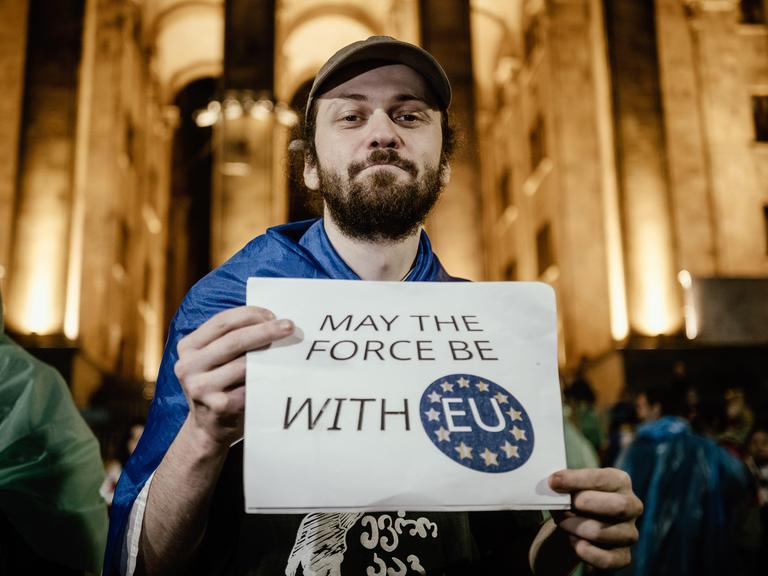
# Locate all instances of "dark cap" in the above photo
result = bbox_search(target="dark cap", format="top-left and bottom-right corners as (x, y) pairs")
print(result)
(306, 36), (452, 117)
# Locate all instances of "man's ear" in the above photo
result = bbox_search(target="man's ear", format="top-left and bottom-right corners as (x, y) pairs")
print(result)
(440, 162), (451, 186)
(303, 157), (320, 191)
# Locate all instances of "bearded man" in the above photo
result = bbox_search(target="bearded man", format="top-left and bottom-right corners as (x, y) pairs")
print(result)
(103, 36), (641, 576)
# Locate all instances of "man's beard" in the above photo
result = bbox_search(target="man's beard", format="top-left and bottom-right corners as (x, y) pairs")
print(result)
(318, 149), (445, 242)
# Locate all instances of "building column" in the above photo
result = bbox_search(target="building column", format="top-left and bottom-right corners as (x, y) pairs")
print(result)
(655, 0), (717, 277)
(604, 0), (682, 337)
(689, 0), (766, 274)
(6, 0), (86, 336)
(212, 0), (282, 265)
(0, 0), (29, 296)
(420, 0), (484, 280)
(548, 0), (625, 404)
(69, 0), (132, 403)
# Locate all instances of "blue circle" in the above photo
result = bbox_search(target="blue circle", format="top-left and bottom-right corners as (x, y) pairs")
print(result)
(419, 374), (534, 473)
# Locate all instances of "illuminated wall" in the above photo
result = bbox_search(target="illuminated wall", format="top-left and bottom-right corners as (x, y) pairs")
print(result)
(5, 0), (85, 336)
(471, 0), (625, 402)
(4, 0), (767, 409)
(0, 0), (29, 296)
(4, 0), (177, 404)
(472, 0), (768, 403)
(607, 0), (683, 338)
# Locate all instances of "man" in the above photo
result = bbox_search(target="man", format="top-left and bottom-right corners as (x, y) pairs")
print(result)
(104, 36), (641, 575)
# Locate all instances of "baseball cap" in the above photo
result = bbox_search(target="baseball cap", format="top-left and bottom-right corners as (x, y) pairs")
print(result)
(305, 36), (452, 117)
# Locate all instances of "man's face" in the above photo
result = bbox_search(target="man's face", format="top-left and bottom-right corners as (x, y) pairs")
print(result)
(635, 393), (660, 423)
(304, 64), (447, 241)
(749, 430), (768, 464)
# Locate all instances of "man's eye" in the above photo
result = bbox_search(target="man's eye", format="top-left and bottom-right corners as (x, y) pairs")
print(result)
(396, 114), (418, 122)
(341, 114), (362, 122)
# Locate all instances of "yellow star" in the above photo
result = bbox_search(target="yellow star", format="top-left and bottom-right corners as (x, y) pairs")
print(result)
(440, 381), (454, 393)
(434, 426), (451, 442)
(427, 390), (442, 403)
(506, 408), (523, 421)
(454, 442), (473, 459)
(500, 441), (519, 459)
(475, 381), (489, 392)
(457, 376), (471, 388)
(480, 448), (499, 466)
(510, 426), (527, 441)
(493, 392), (509, 404)
(424, 408), (441, 422)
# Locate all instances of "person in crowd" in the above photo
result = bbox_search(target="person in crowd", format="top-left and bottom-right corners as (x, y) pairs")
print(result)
(0, 291), (108, 574)
(719, 386), (755, 455)
(100, 418), (146, 507)
(602, 396), (638, 467)
(563, 375), (604, 456)
(618, 380), (750, 576)
(743, 424), (768, 574)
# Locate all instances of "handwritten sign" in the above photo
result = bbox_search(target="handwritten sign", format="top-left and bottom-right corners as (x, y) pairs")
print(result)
(245, 278), (569, 513)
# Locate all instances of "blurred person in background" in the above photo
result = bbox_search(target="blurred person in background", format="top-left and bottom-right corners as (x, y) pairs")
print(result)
(0, 291), (108, 574)
(719, 386), (755, 456)
(603, 397), (638, 467)
(100, 418), (146, 507)
(743, 424), (768, 574)
(617, 380), (751, 576)
(747, 424), (768, 507)
(563, 375), (604, 456)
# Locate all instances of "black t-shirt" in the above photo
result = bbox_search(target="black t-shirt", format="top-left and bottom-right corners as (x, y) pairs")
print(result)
(193, 444), (542, 576)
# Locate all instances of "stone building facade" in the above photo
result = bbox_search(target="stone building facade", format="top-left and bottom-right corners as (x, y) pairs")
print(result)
(1, 0), (766, 427)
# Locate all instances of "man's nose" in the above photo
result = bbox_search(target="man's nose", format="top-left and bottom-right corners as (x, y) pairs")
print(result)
(365, 111), (401, 149)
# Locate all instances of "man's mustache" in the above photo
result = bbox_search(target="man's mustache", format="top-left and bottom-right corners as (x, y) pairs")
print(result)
(347, 149), (418, 179)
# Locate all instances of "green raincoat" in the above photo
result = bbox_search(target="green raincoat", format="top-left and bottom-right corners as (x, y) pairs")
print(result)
(0, 294), (107, 573)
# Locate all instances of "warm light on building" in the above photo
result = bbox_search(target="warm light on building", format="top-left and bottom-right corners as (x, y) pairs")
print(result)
(635, 230), (679, 336)
(591, 0), (628, 342)
(140, 300), (162, 382)
(17, 243), (62, 335)
(24, 278), (57, 334)
(678, 269), (699, 340)
(606, 236), (629, 341)
(625, 167), (682, 337)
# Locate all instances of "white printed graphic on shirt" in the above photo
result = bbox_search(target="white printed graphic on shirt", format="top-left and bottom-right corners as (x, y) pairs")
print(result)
(285, 513), (362, 576)
(285, 512), (438, 576)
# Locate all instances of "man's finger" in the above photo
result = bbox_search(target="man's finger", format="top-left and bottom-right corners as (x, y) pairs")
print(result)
(184, 357), (247, 400)
(204, 318), (294, 361)
(549, 468), (632, 493)
(178, 306), (276, 353)
(571, 490), (643, 520)
(570, 537), (632, 571)
(177, 319), (293, 377)
(557, 516), (639, 547)
(197, 387), (247, 422)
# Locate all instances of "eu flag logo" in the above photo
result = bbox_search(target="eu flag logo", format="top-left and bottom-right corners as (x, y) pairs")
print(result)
(419, 374), (534, 473)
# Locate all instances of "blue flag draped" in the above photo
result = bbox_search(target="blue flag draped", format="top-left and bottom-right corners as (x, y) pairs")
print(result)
(103, 218), (457, 573)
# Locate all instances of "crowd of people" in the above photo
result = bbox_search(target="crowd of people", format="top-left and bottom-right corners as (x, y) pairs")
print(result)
(564, 374), (768, 576)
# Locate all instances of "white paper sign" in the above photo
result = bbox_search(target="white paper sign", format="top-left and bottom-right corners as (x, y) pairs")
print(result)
(245, 278), (569, 513)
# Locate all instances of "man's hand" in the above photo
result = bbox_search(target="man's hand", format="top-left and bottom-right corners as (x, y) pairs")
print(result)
(136, 306), (294, 575)
(548, 468), (642, 570)
(174, 305), (294, 450)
